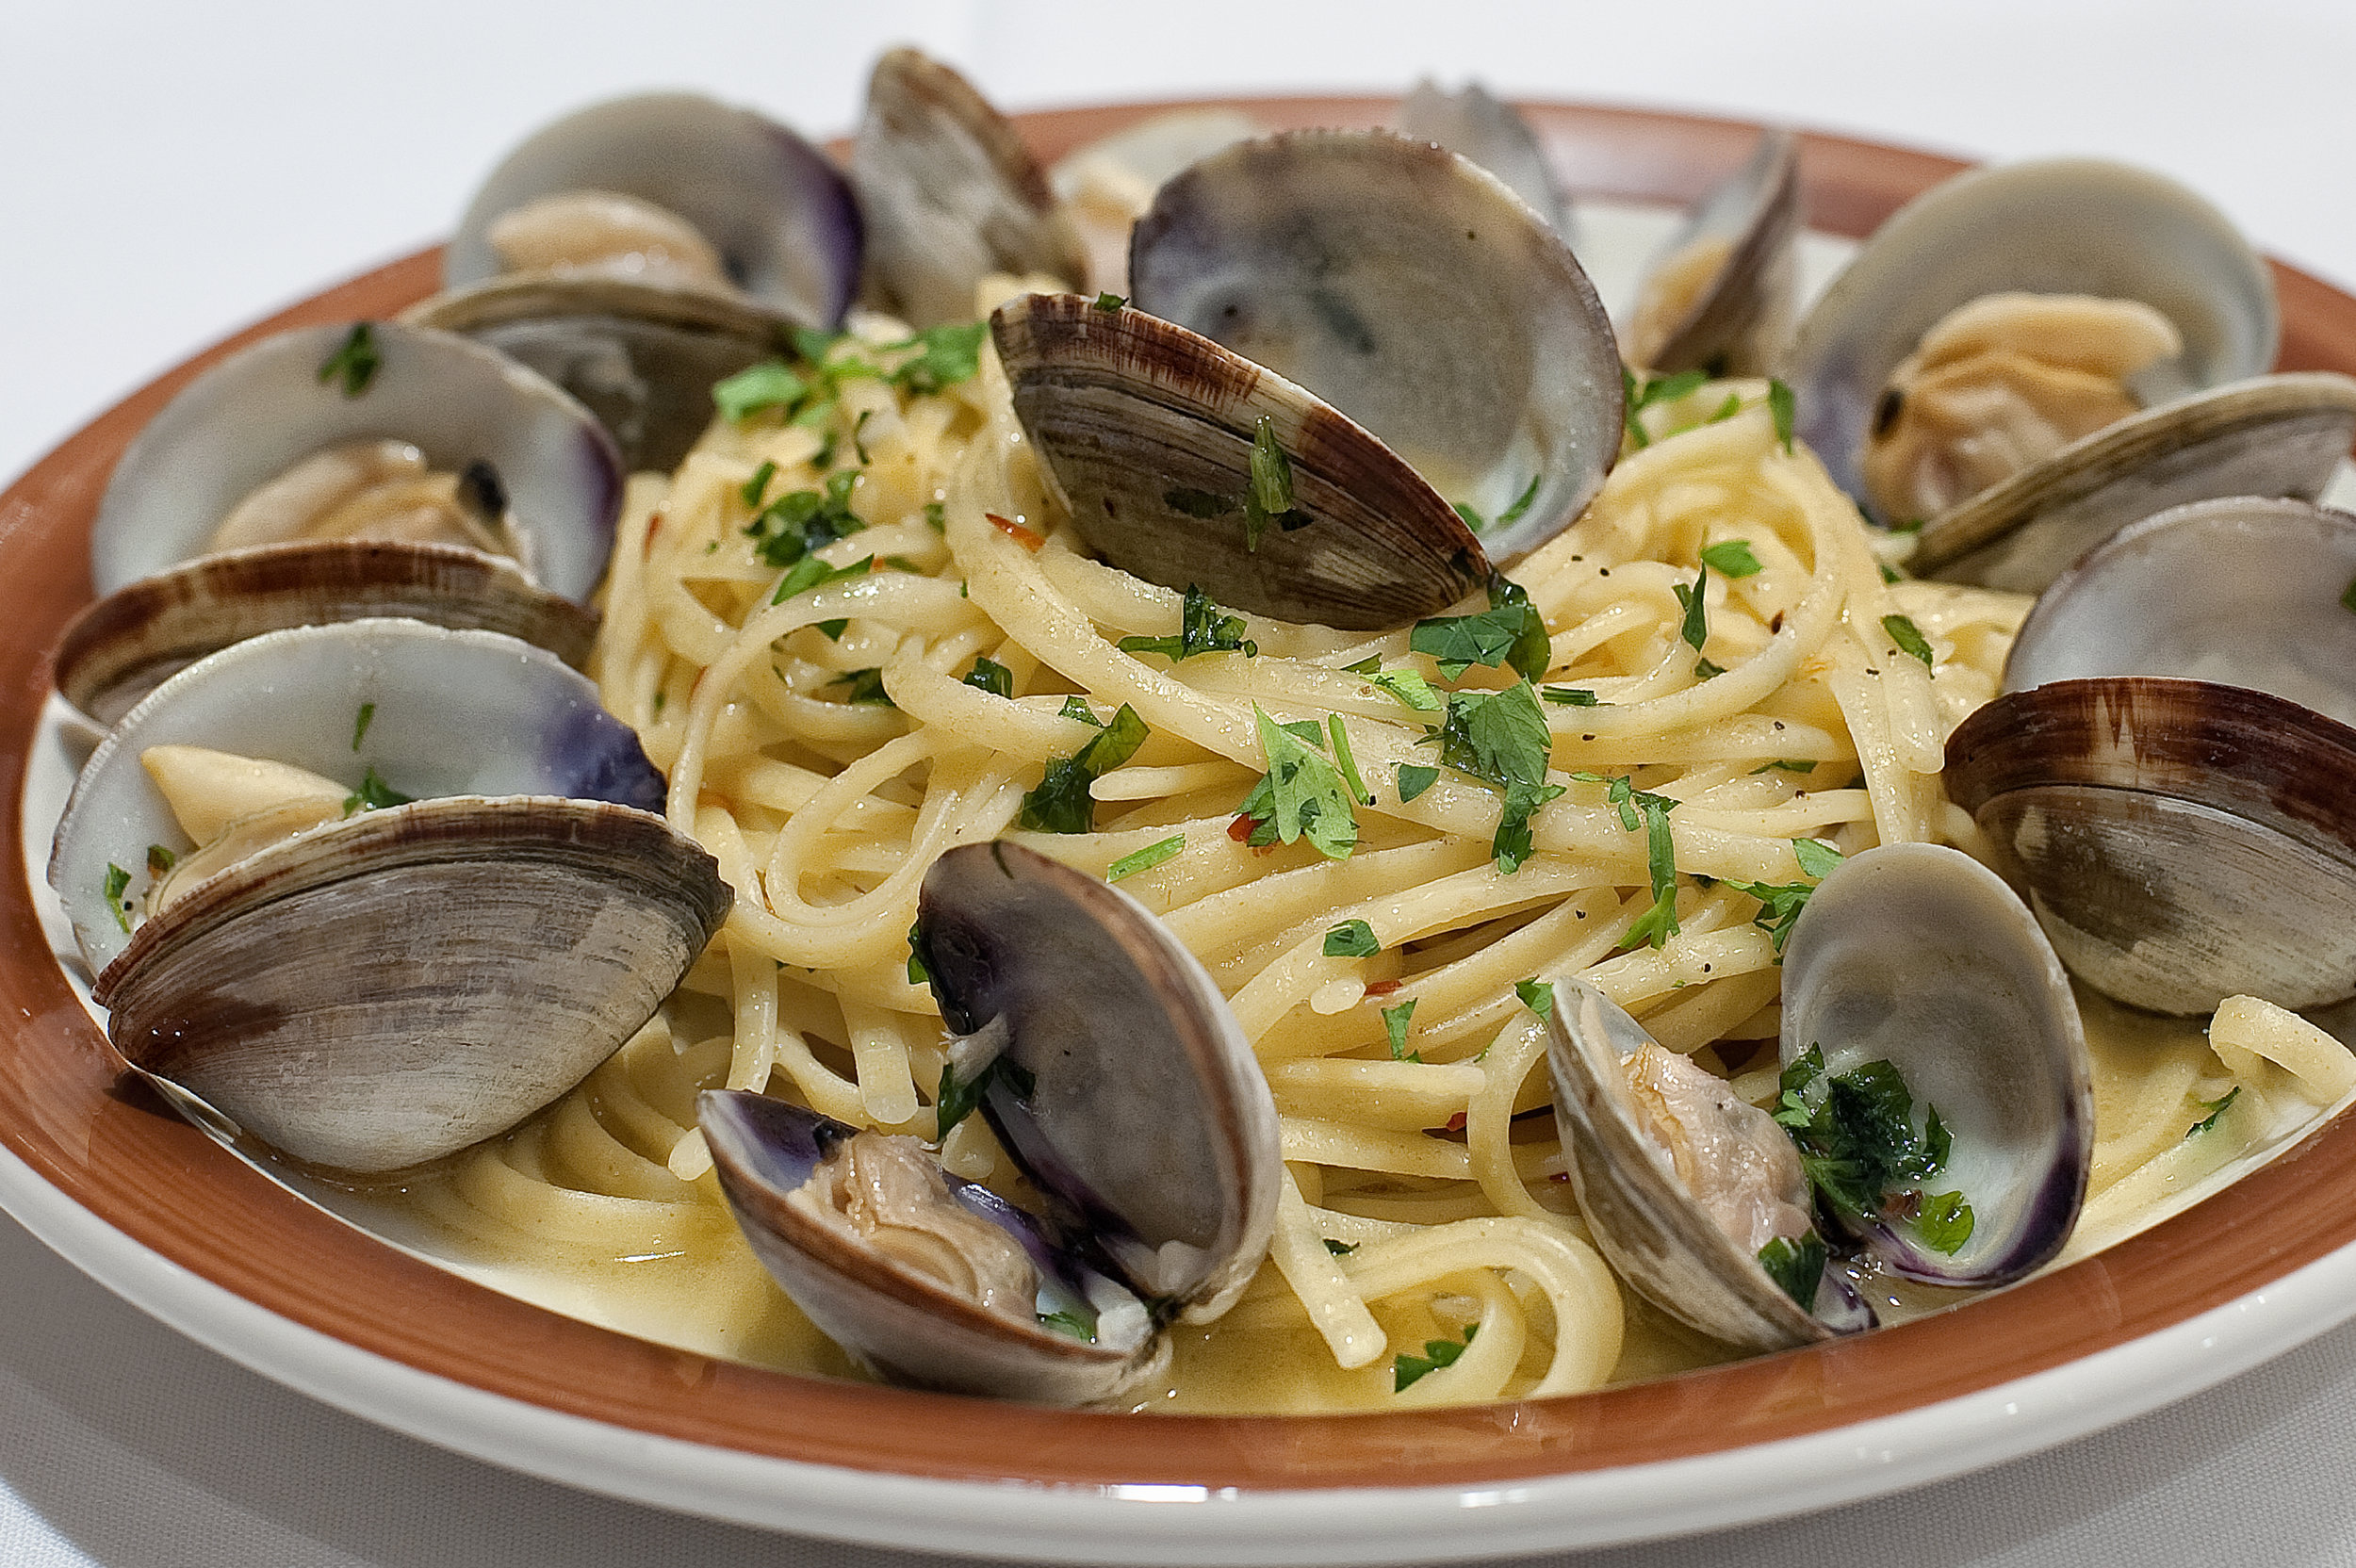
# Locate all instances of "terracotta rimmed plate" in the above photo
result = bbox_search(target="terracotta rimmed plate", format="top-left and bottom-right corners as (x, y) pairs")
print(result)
(7, 97), (2356, 1567)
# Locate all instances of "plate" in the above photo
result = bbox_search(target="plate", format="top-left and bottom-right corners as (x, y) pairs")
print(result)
(7, 96), (2356, 1567)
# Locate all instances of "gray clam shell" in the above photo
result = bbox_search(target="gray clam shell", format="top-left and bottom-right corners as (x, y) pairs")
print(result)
(92, 321), (623, 605)
(1631, 127), (1800, 377)
(446, 91), (861, 330)
(1779, 843), (2091, 1286)
(1129, 130), (1623, 561)
(1393, 78), (1570, 236)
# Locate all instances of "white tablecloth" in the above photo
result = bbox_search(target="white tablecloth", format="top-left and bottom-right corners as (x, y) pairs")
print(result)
(5, 4), (2355, 1562)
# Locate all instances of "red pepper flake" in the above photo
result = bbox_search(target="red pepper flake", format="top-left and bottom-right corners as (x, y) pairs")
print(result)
(643, 514), (664, 558)
(987, 513), (1045, 551)
(1227, 814), (1261, 842)
(1444, 1111), (1468, 1134)
(1363, 979), (1403, 998)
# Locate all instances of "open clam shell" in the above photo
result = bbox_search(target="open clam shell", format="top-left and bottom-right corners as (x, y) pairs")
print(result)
(1392, 79), (1570, 236)
(53, 540), (597, 729)
(852, 47), (1087, 327)
(1625, 127), (1800, 377)
(1546, 980), (1869, 1354)
(1128, 129), (1623, 560)
(401, 273), (795, 473)
(92, 321), (623, 604)
(2003, 496), (2356, 727)
(445, 91), (861, 330)
(702, 841), (1279, 1403)
(1947, 677), (2356, 1014)
(991, 291), (1486, 629)
(700, 1092), (1159, 1406)
(1779, 843), (2092, 1285)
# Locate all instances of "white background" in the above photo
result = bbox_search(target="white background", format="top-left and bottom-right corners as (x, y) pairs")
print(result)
(7, 3), (2356, 1564)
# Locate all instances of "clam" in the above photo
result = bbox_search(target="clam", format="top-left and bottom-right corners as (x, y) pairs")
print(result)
(1049, 107), (1262, 295)
(852, 47), (1087, 328)
(1783, 157), (2356, 591)
(1127, 131), (1623, 562)
(701, 841), (1280, 1405)
(1392, 79), (1570, 236)
(49, 617), (728, 1171)
(1547, 843), (2089, 1348)
(1623, 127), (1800, 377)
(420, 91), (861, 471)
(1948, 497), (2356, 1013)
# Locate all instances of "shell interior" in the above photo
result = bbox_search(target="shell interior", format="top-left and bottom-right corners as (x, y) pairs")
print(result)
(1632, 126), (1799, 377)
(1392, 78), (1570, 235)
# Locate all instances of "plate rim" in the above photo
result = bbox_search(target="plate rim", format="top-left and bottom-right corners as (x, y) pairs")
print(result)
(6, 91), (2356, 1563)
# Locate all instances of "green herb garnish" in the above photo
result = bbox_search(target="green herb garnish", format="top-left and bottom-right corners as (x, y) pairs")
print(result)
(1244, 416), (1310, 548)
(144, 843), (175, 878)
(352, 701), (376, 750)
(1116, 585), (1257, 662)
(1324, 920), (1380, 958)
(1092, 292), (1127, 312)
(1756, 1233), (1827, 1307)
(962, 657), (1013, 698)
(1621, 367), (1710, 449)
(712, 360), (810, 422)
(1768, 378), (1796, 452)
(2188, 1085), (2242, 1138)
(828, 667), (894, 706)
(1233, 706), (1359, 860)
(1750, 759), (1817, 776)
(1542, 686), (1599, 707)
(1019, 704), (1149, 834)
(1341, 654), (1442, 712)
(740, 460), (778, 509)
(924, 501), (946, 532)
(1514, 978), (1555, 1018)
(1674, 561), (1711, 652)
(1383, 998), (1419, 1060)
(1617, 887), (1681, 951)
(1699, 539), (1763, 578)
(1394, 1323), (1478, 1392)
(318, 323), (380, 397)
(1434, 681), (1563, 874)
(1775, 1045), (1972, 1250)
(1883, 613), (1935, 672)
(102, 863), (131, 933)
(1038, 1308), (1095, 1341)
(906, 919), (929, 985)
(746, 467), (865, 568)
(768, 555), (874, 633)
(1107, 834), (1186, 882)
(1328, 714), (1374, 806)
(888, 321), (988, 396)
(934, 1054), (1036, 1140)
(1410, 579), (1549, 681)
(1719, 838), (1845, 952)
(341, 765), (413, 817)
(1397, 763), (1439, 803)
(1323, 1238), (1360, 1257)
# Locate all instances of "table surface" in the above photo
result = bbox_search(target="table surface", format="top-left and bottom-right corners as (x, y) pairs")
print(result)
(7, 3), (2356, 1564)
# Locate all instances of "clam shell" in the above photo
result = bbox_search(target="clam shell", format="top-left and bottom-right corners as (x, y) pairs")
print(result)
(699, 1091), (1155, 1405)
(2004, 495), (2356, 727)
(1630, 127), (1800, 377)
(402, 274), (794, 473)
(1779, 843), (2091, 1285)
(1393, 79), (1569, 235)
(991, 292), (1485, 629)
(93, 321), (623, 604)
(1128, 129), (1623, 560)
(1908, 372), (2356, 590)
(445, 91), (860, 329)
(1946, 678), (2356, 1012)
(852, 47), (1087, 327)
(94, 797), (728, 1174)
(53, 541), (598, 728)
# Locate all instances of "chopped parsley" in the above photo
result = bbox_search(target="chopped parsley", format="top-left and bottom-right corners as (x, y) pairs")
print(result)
(341, 766), (413, 817)
(1324, 920), (1380, 958)
(1234, 707), (1359, 860)
(1708, 391), (1743, 424)
(1757, 1233), (1827, 1307)
(1749, 759), (1817, 776)
(1452, 475), (1542, 534)
(2343, 574), (2356, 615)
(1775, 1045), (1972, 1255)
(1673, 561), (1711, 652)
(1768, 378), (1797, 452)
(1092, 291), (1127, 312)
(1323, 1238), (1360, 1257)
(1328, 714), (1374, 807)
(1244, 416), (1310, 548)
(1394, 1322), (1478, 1391)
(1698, 539), (1763, 579)
(1693, 657), (1726, 680)
(961, 656), (1014, 698)
(1542, 686), (1599, 707)
(1038, 1308), (1095, 1341)
(1883, 612), (1935, 672)
(712, 360), (810, 422)
(1116, 585), (1257, 661)
(1341, 654), (1441, 712)
(906, 919), (929, 985)
(317, 323), (380, 398)
(924, 501), (946, 532)
(1621, 367), (1710, 449)
(768, 554), (874, 632)
(1410, 578), (1549, 681)
(1383, 998), (1419, 1060)
(144, 843), (175, 878)
(1433, 681), (1563, 873)
(1059, 697), (1103, 727)
(934, 1054), (1035, 1140)
(1396, 763), (1439, 802)
(1620, 889), (1681, 951)
(1514, 978), (1555, 1018)
(1018, 704), (1149, 834)
(1718, 838), (1845, 952)
(1562, 774), (1680, 948)
(1107, 834), (1186, 882)
(888, 320), (988, 396)
(352, 701), (376, 750)
(2187, 1085), (2241, 1138)
(741, 460), (778, 509)
(102, 864), (132, 934)
(828, 667), (894, 706)
(746, 468), (865, 568)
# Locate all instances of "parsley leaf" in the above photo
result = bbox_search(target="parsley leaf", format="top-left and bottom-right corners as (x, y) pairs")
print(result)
(1621, 367), (1710, 449)
(888, 321), (988, 395)
(906, 919), (929, 985)
(768, 555), (874, 632)
(713, 360), (810, 421)
(1107, 834), (1186, 882)
(2344, 574), (2356, 615)
(1116, 585), (1257, 662)
(1719, 838), (1844, 952)
(1342, 654), (1443, 712)
(1018, 704), (1149, 834)
(1383, 998), (1418, 1060)
(746, 468), (865, 568)
(1914, 1190), (1975, 1254)
(1775, 1046), (1973, 1247)
(1244, 416), (1311, 548)
(1496, 475), (1542, 528)
(1038, 1308), (1096, 1341)
(961, 657), (1013, 698)
(1394, 1322), (1478, 1391)
(1699, 539), (1763, 579)
(144, 843), (175, 878)
(317, 323), (380, 398)
(934, 1054), (1035, 1140)
(1756, 1233), (1827, 1307)
(1883, 612), (1935, 672)
(1324, 920), (1380, 958)
(1092, 291), (1127, 312)
(741, 459), (778, 509)
(1323, 1238), (1360, 1257)
(1673, 561), (1711, 651)
(1542, 686), (1599, 707)
(1514, 978), (1555, 1018)
(1328, 714), (1374, 806)
(1410, 579), (1549, 681)
(1059, 696), (1102, 727)
(341, 765), (413, 817)
(1749, 759), (1817, 775)
(1768, 378), (1797, 452)
(1792, 837), (1845, 879)
(2187, 1085), (2241, 1138)
(1234, 707), (1359, 860)
(1396, 763), (1439, 802)
(828, 667), (894, 707)
(1435, 681), (1562, 873)
(102, 864), (131, 934)
(1617, 887), (1680, 951)
(352, 701), (375, 750)
(924, 501), (946, 532)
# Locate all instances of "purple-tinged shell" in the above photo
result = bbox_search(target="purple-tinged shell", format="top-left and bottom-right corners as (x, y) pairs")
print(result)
(1393, 78), (1569, 236)
(1780, 843), (2091, 1285)
(446, 92), (861, 331)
